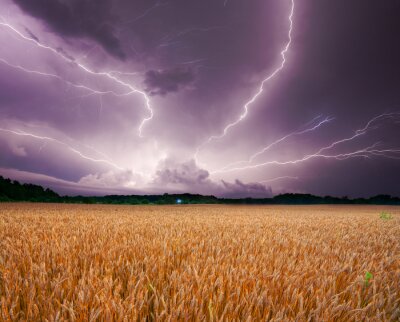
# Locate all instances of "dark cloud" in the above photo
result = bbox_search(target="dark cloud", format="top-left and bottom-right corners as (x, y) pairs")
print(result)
(13, 0), (125, 59)
(222, 180), (272, 198)
(155, 159), (209, 185)
(144, 67), (195, 96)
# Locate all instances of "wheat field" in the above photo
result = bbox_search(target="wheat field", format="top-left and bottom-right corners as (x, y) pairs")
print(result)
(0, 203), (399, 321)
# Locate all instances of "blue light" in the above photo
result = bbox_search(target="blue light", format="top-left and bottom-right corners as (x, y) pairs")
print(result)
(176, 199), (182, 204)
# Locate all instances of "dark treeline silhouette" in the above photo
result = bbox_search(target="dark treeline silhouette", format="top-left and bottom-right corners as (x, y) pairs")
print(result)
(0, 176), (59, 202)
(0, 176), (399, 205)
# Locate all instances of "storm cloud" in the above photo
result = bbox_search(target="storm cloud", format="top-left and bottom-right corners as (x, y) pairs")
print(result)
(152, 158), (272, 197)
(144, 67), (195, 96)
(13, 0), (125, 59)
(155, 159), (209, 185)
(222, 179), (272, 198)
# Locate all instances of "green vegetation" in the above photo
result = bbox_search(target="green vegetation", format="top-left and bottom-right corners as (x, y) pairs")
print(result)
(379, 212), (393, 220)
(0, 176), (59, 202)
(364, 271), (373, 287)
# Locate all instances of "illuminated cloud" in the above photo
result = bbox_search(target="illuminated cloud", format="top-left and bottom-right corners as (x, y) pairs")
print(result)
(144, 67), (195, 96)
(154, 159), (210, 186)
(152, 158), (272, 197)
(79, 170), (138, 187)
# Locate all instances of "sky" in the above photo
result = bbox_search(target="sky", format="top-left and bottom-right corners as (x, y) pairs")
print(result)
(0, 0), (399, 198)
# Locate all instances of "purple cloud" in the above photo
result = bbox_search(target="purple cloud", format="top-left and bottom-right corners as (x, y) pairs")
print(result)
(13, 0), (125, 59)
(222, 179), (272, 198)
(144, 67), (195, 96)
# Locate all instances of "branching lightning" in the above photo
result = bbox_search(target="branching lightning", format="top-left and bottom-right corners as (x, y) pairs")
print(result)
(197, 0), (295, 155)
(0, 20), (154, 137)
(212, 145), (400, 174)
(216, 115), (334, 172)
(0, 58), (134, 98)
(211, 113), (400, 174)
(0, 127), (124, 170)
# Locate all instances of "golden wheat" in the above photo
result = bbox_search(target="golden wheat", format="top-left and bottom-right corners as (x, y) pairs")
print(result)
(0, 203), (399, 321)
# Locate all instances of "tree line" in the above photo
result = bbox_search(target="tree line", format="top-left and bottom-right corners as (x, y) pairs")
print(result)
(0, 176), (399, 205)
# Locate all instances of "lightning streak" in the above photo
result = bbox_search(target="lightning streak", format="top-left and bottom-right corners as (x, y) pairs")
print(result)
(356, 112), (400, 134)
(198, 0), (295, 151)
(259, 176), (299, 184)
(178, 58), (207, 66)
(0, 58), (134, 98)
(217, 115), (333, 172)
(124, 1), (168, 24)
(0, 20), (154, 137)
(212, 145), (400, 174)
(211, 113), (400, 174)
(312, 113), (400, 156)
(158, 26), (226, 48)
(0, 128), (124, 170)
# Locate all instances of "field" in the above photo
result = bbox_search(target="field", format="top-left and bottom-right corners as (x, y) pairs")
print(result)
(0, 204), (399, 321)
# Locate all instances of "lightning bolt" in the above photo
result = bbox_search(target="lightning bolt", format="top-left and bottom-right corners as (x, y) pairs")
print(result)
(259, 176), (299, 184)
(212, 144), (400, 174)
(158, 26), (226, 49)
(216, 115), (334, 172)
(312, 112), (400, 156)
(124, 1), (168, 25)
(211, 113), (400, 174)
(197, 0), (295, 154)
(0, 20), (154, 137)
(109, 70), (142, 77)
(178, 58), (208, 66)
(0, 58), (135, 98)
(0, 127), (124, 170)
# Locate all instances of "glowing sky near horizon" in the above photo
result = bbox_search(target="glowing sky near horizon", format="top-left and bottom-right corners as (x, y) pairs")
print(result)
(0, 0), (399, 197)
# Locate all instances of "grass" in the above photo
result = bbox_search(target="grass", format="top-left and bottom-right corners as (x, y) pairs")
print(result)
(0, 203), (399, 320)
(380, 211), (393, 220)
